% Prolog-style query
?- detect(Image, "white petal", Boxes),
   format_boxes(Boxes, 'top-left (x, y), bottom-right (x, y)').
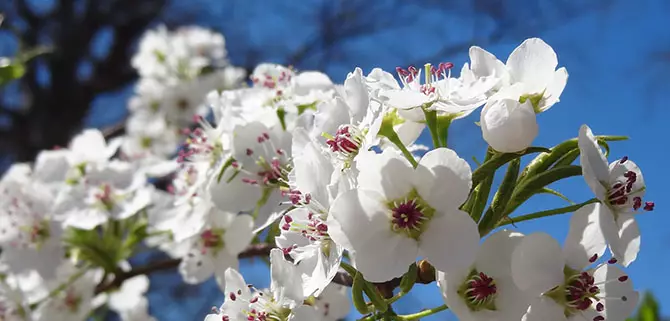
top-left (481, 99), bottom-right (538, 153)
top-left (540, 67), bottom-right (568, 112)
top-left (294, 71), bottom-right (333, 94)
top-left (310, 98), bottom-right (351, 142)
top-left (291, 128), bottom-right (334, 206)
top-left (436, 269), bottom-right (477, 321)
top-left (476, 229), bottom-right (524, 278)
top-left (380, 89), bottom-right (430, 110)
top-left (511, 233), bottom-right (565, 295)
top-left (506, 38), bottom-right (558, 92)
top-left (522, 297), bottom-right (568, 321)
top-left (179, 249), bottom-right (214, 284)
top-left (223, 214), bottom-right (254, 255)
top-left (419, 209), bottom-right (479, 274)
top-left (344, 67), bottom-right (370, 123)
top-left (213, 252), bottom-right (239, 292)
top-left (353, 228), bottom-right (418, 283)
top-left (69, 129), bottom-right (108, 162)
top-left (221, 268), bottom-right (251, 314)
top-left (356, 149), bottom-right (414, 200)
top-left (415, 148), bottom-right (472, 210)
top-left (469, 46), bottom-right (505, 80)
top-left (592, 264), bottom-right (638, 321)
top-left (315, 283), bottom-right (350, 320)
top-left (596, 206), bottom-right (625, 264)
top-left (270, 249), bottom-right (305, 303)
top-left (578, 125), bottom-right (610, 199)
top-left (208, 172), bottom-right (262, 213)
top-left (563, 203), bottom-right (607, 271)
top-left (613, 213), bottom-right (640, 267)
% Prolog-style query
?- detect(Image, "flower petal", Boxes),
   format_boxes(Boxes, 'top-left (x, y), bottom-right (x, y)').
top-left (344, 67), bottom-right (370, 123)
top-left (415, 148), bottom-right (472, 210)
top-left (476, 229), bottom-right (525, 278)
top-left (540, 67), bottom-right (568, 112)
top-left (356, 149), bottom-right (414, 200)
top-left (522, 297), bottom-right (568, 321)
top-left (179, 248), bottom-right (215, 284)
top-left (578, 125), bottom-right (610, 199)
top-left (506, 38), bottom-right (558, 92)
top-left (223, 214), bottom-right (254, 256)
top-left (419, 209), bottom-right (479, 274)
top-left (613, 213), bottom-right (640, 267)
top-left (481, 98), bottom-right (538, 153)
top-left (563, 203), bottom-right (607, 271)
top-left (511, 232), bottom-right (565, 295)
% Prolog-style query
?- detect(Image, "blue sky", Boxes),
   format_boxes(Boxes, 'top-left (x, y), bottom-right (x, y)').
top-left (80, 0), bottom-right (670, 319)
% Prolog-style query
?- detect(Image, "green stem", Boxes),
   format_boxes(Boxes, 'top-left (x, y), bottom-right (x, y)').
top-left (397, 304), bottom-right (448, 320)
top-left (422, 109), bottom-right (440, 148)
top-left (379, 127), bottom-right (418, 168)
top-left (436, 114), bottom-right (453, 148)
top-left (497, 198), bottom-right (599, 227)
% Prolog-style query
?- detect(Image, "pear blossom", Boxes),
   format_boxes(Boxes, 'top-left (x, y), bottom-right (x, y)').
top-left (33, 264), bottom-right (103, 321)
top-left (208, 121), bottom-right (292, 230)
top-left (0, 180), bottom-right (64, 280)
top-left (480, 98), bottom-right (539, 153)
top-left (438, 230), bottom-right (533, 321)
top-left (380, 62), bottom-right (497, 118)
top-left (578, 125), bottom-right (653, 266)
top-left (178, 205), bottom-right (254, 291)
top-left (474, 38), bottom-right (568, 113)
top-left (205, 250), bottom-right (322, 321)
top-left (328, 148), bottom-right (479, 282)
top-left (54, 161), bottom-right (151, 230)
top-left (0, 277), bottom-right (33, 321)
top-left (512, 203), bottom-right (638, 321)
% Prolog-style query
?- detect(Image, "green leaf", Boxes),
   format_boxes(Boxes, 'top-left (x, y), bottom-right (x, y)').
top-left (352, 272), bottom-right (373, 314)
top-left (536, 187), bottom-right (574, 204)
top-left (497, 198), bottom-right (599, 227)
top-left (276, 107), bottom-right (287, 131)
top-left (399, 263), bottom-right (418, 294)
top-left (504, 165), bottom-right (583, 217)
top-left (471, 147), bottom-right (550, 188)
top-left (479, 159), bottom-right (520, 235)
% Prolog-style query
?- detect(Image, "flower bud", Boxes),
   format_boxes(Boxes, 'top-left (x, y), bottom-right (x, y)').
top-left (480, 98), bottom-right (538, 153)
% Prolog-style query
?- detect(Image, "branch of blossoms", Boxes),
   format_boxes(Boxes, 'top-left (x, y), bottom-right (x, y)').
top-left (0, 25), bottom-right (655, 321)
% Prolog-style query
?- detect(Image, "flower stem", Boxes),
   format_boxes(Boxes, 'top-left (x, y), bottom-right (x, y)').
top-left (422, 108), bottom-right (441, 148)
top-left (496, 198), bottom-right (599, 228)
top-left (378, 124), bottom-right (418, 168)
top-left (396, 304), bottom-right (448, 320)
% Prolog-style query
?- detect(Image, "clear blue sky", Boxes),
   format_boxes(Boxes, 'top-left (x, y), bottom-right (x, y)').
top-left (81, 0), bottom-right (670, 319)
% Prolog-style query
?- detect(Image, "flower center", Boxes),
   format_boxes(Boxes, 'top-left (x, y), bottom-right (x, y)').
top-left (199, 228), bottom-right (225, 255)
top-left (387, 190), bottom-right (435, 240)
top-left (607, 158), bottom-right (654, 212)
top-left (396, 62), bottom-right (453, 96)
top-left (457, 270), bottom-right (498, 311)
top-left (95, 184), bottom-right (117, 211)
top-left (63, 289), bottom-right (82, 313)
top-left (178, 123), bottom-right (224, 167)
top-left (545, 262), bottom-right (631, 321)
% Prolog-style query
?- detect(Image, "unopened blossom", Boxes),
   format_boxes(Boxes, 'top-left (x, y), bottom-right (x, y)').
top-left (208, 121), bottom-right (292, 231)
top-left (474, 38), bottom-right (568, 113)
top-left (328, 148), bottom-right (479, 282)
top-left (438, 230), bottom-right (533, 321)
top-left (178, 204), bottom-right (254, 291)
top-left (578, 125), bottom-right (652, 266)
top-left (512, 204), bottom-right (638, 321)
top-left (480, 98), bottom-right (539, 153)
top-left (0, 180), bottom-right (64, 280)
top-left (205, 250), bottom-right (322, 321)
top-left (54, 161), bottom-right (151, 230)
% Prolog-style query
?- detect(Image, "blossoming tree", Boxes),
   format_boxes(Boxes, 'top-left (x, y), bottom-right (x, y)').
top-left (0, 26), bottom-right (655, 321)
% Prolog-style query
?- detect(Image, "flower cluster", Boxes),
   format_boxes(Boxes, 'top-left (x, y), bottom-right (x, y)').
top-left (0, 27), bottom-right (655, 321)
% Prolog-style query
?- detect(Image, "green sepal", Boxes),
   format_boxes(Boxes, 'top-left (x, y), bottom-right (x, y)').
top-left (471, 147), bottom-right (550, 188)
top-left (478, 158), bottom-right (520, 235)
